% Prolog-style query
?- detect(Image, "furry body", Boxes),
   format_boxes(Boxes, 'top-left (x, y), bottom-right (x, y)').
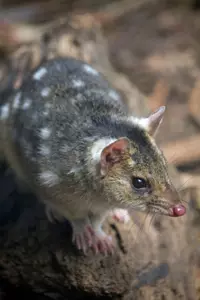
top-left (0, 57), bottom-right (186, 254)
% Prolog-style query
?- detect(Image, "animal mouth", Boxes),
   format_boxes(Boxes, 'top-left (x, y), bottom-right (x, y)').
top-left (148, 203), bottom-right (186, 217)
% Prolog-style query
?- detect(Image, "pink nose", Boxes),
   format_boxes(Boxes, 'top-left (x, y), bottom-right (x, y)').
top-left (172, 204), bottom-right (186, 217)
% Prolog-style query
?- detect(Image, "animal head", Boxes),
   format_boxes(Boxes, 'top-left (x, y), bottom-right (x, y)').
top-left (99, 106), bottom-right (186, 217)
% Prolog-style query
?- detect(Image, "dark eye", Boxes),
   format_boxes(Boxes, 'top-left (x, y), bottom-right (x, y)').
top-left (132, 177), bottom-right (148, 190)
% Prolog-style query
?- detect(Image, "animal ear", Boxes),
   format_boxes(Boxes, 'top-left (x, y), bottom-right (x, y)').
top-left (100, 138), bottom-right (129, 177)
top-left (143, 106), bottom-right (165, 136)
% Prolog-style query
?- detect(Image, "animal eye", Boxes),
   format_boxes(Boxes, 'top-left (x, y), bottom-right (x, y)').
top-left (132, 177), bottom-right (148, 190)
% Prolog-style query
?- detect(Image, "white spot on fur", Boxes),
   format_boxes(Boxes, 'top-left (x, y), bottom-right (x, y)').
top-left (22, 99), bottom-right (32, 110)
top-left (43, 110), bottom-right (49, 116)
top-left (39, 145), bottom-right (51, 156)
top-left (91, 138), bottom-right (116, 162)
top-left (45, 102), bottom-right (52, 109)
top-left (0, 104), bottom-right (9, 120)
top-left (128, 116), bottom-right (149, 130)
top-left (33, 67), bottom-right (47, 80)
top-left (84, 136), bottom-right (98, 142)
top-left (72, 79), bottom-right (85, 88)
top-left (57, 131), bottom-right (64, 138)
top-left (13, 92), bottom-right (21, 109)
top-left (68, 167), bottom-right (82, 174)
top-left (39, 171), bottom-right (59, 187)
top-left (39, 128), bottom-right (51, 139)
top-left (83, 64), bottom-right (98, 76)
top-left (76, 93), bottom-right (83, 101)
top-left (41, 87), bottom-right (51, 97)
top-left (108, 90), bottom-right (120, 101)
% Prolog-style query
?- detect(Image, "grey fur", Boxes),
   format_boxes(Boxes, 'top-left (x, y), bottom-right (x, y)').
top-left (0, 57), bottom-right (183, 254)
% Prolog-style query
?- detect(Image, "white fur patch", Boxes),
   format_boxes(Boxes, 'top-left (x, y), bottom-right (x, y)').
top-left (33, 67), bottom-right (47, 80)
top-left (91, 138), bottom-right (116, 162)
top-left (39, 128), bottom-right (51, 139)
top-left (84, 136), bottom-right (98, 142)
top-left (68, 166), bottom-right (82, 174)
top-left (83, 64), bottom-right (98, 76)
top-left (39, 145), bottom-right (51, 155)
top-left (76, 93), bottom-right (83, 101)
top-left (128, 116), bottom-right (149, 130)
top-left (0, 104), bottom-right (9, 120)
top-left (43, 110), bottom-right (49, 116)
top-left (72, 79), bottom-right (85, 88)
top-left (13, 92), bottom-right (21, 109)
top-left (22, 99), bottom-right (32, 110)
top-left (39, 171), bottom-right (59, 187)
top-left (45, 102), bottom-right (52, 109)
top-left (108, 90), bottom-right (120, 101)
top-left (41, 87), bottom-right (51, 97)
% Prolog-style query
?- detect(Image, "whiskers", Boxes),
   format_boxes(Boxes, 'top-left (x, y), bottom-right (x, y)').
top-left (128, 210), bottom-right (161, 250)
top-left (178, 196), bottom-right (189, 206)
top-left (126, 200), bottom-right (158, 245)
top-left (177, 177), bottom-right (193, 193)
top-left (175, 174), bottom-right (197, 206)
top-left (149, 213), bottom-right (156, 228)
top-left (163, 148), bottom-right (200, 206)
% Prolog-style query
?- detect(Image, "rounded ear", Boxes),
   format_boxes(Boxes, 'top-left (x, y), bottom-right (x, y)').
top-left (100, 137), bottom-right (129, 177)
top-left (142, 106), bottom-right (165, 136)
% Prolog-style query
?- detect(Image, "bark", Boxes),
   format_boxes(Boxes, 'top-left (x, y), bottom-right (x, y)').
top-left (0, 13), bottom-right (198, 300)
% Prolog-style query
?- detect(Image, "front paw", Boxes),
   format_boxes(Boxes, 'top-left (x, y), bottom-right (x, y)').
top-left (109, 208), bottom-right (131, 224)
top-left (72, 223), bottom-right (115, 255)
